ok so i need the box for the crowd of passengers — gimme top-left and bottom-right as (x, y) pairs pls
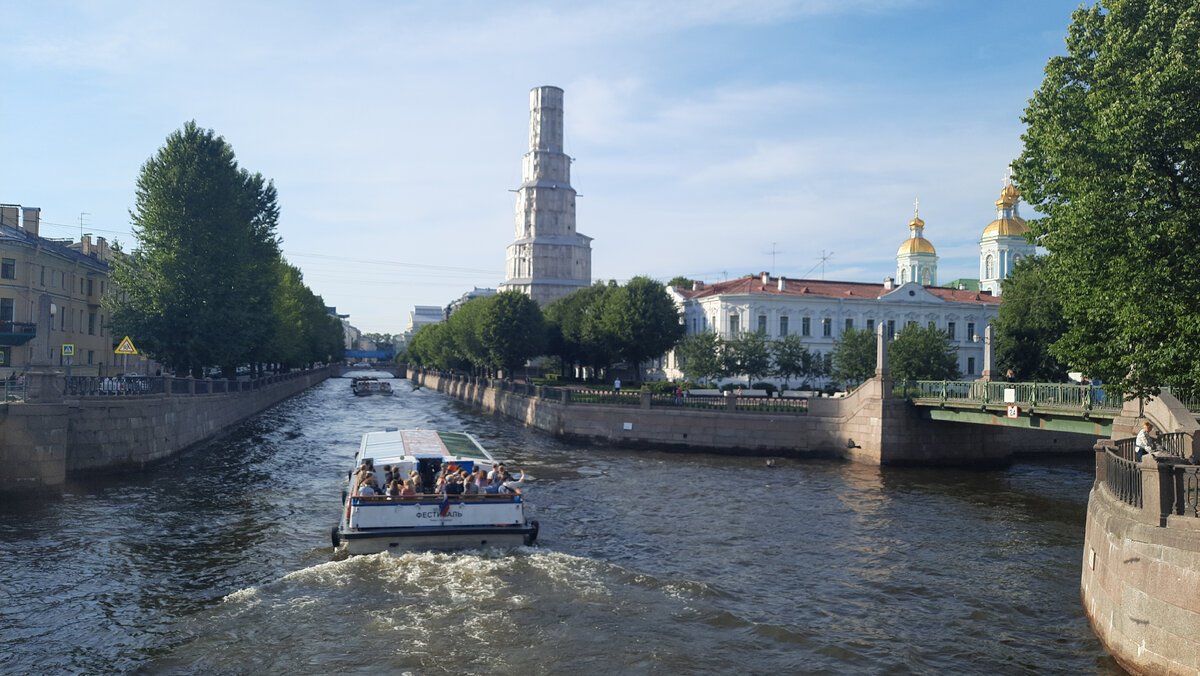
(352, 459), (525, 498)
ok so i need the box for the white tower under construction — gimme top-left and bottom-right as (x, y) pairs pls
(499, 86), (592, 306)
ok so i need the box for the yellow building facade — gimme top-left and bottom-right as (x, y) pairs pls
(0, 205), (115, 376)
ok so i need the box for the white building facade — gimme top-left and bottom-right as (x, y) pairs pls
(979, 177), (1034, 296)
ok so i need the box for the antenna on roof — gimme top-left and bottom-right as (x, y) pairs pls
(764, 242), (782, 273)
(803, 250), (834, 280)
(79, 212), (90, 240)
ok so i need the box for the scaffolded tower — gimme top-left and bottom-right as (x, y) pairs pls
(499, 86), (592, 306)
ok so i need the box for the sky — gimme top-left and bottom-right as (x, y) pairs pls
(0, 0), (1088, 335)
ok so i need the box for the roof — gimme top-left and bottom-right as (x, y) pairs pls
(675, 275), (999, 305)
(982, 216), (1029, 239)
(0, 224), (111, 272)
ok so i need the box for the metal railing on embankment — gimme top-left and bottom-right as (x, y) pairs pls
(63, 370), (314, 397)
(899, 380), (1124, 415)
(1, 379), (26, 403)
(1103, 437), (1200, 519)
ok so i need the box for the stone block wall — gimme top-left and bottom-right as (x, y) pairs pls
(0, 369), (328, 491)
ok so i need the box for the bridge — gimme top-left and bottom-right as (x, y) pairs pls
(335, 363), (406, 378)
(901, 380), (1124, 436)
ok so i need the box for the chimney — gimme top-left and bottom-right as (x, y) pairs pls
(97, 237), (109, 263)
(692, 280), (703, 290)
(778, 277), (786, 291)
(760, 271), (769, 284)
(883, 277), (894, 290)
(22, 207), (39, 237)
(958, 283), (966, 290)
(0, 206), (17, 229)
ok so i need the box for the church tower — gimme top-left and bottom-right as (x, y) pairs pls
(895, 200), (938, 286)
(979, 172), (1034, 296)
(499, 86), (592, 306)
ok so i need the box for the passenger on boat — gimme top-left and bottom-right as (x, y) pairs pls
(487, 463), (501, 482)
(400, 479), (417, 497)
(443, 475), (465, 495)
(499, 470), (526, 495)
(387, 480), (402, 498)
(358, 479), (378, 496)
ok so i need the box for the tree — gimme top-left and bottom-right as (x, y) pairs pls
(107, 121), (281, 378)
(1015, 0), (1200, 399)
(888, 323), (960, 382)
(598, 276), (685, 370)
(674, 331), (722, 384)
(770, 333), (809, 388)
(831, 327), (876, 386)
(991, 256), (1070, 382)
(477, 291), (545, 376)
(666, 276), (696, 289)
(544, 283), (615, 376)
(724, 329), (772, 384)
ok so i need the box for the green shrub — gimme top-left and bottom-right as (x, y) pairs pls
(751, 382), (778, 395)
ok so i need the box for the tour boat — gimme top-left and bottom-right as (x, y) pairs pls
(351, 376), (393, 396)
(331, 428), (539, 555)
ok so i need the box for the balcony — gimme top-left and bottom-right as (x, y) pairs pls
(0, 320), (36, 345)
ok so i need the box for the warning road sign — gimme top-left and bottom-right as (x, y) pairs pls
(1006, 404), (1019, 419)
(115, 336), (138, 355)
(62, 344), (75, 357)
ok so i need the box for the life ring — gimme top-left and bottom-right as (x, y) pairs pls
(330, 525), (341, 548)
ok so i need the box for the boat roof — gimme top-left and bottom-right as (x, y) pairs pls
(357, 429), (496, 467)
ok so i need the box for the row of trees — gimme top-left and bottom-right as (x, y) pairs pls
(674, 324), (960, 389)
(404, 278), (685, 378)
(107, 122), (345, 378)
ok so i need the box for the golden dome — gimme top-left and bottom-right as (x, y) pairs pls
(909, 215), (925, 228)
(897, 237), (936, 255)
(982, 216), (1029, 238)
(1001, 182), (1020, 201)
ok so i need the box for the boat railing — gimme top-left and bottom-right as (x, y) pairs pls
(351, 493), (520, 504)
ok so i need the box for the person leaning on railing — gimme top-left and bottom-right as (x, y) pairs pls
(1135, 421), (1159, 462)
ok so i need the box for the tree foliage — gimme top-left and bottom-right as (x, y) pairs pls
(107, 122), (338, 375)
(831, 327), (876, 386)
(674, 331), (722, 384)
(598, 276), (685, 368)
(1015, 0), (1200, 398)
(543, 283), (615, 374)
(723, 329), (772, 384)
(888, 324), (960, 382)
(477, 291), (546, 375)
(770, 333), (810, 388)
(991, 256), (1070, 382)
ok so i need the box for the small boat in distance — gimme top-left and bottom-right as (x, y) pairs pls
(351, 376), (393, 396)
(332, 429), (539, 555)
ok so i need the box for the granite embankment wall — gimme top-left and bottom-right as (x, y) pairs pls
(0, 368), (329, 491)
(1081, 395), (1200, 675)
(411, 370), (1098, 464)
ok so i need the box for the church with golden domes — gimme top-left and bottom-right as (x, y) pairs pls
(663, 175), (1032, 385)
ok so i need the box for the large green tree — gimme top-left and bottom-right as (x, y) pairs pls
(597, 276), (685, 369)
(831, 327), (876, 386)
(724, 329), (772, 384)
(1015, 0), (1200, 398)
(888, 324), (960, 382)
(478, 291), (546, 376)
(108, 122), (281, 378)
(992, 256), (1070, 382)
(543, 283), (615, 375)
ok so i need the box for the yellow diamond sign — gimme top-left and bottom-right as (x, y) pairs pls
(115, 336), (138, 355)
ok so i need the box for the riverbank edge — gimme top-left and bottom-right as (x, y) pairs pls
(0, 367), (330, 491)
(410, 370), (1098, 464)
(1082, 474), (1200, 675)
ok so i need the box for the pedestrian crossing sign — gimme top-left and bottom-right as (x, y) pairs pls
(62, 344), (75, 357)
(115, 336), (138, 355)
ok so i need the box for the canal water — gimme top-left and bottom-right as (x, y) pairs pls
(0, 375), (1125, 675)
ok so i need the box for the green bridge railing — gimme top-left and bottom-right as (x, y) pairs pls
(898, 380), (1125, 415)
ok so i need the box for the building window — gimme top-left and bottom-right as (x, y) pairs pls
(967, 322), (976, 341)
(802, 317), (811, 337)
(40, 266), (45, 286)
(0, 298), (12, 322)
(729, 314), (740, 335)
(887, 320), (896, 338)
(758, 315), (767, 333)
(866, 318), (875, 333)
(87, 279), (94, 296)
(968, 357), (976, 375)
(779, 316), (789, 337)
(845, 318), (854, 332)
(0, 259), (14, 280)
(822, 317), (832, 337)
(88, 350), (95, 365)
(984, 254), (994, 279)
(947, 322), (956, 340)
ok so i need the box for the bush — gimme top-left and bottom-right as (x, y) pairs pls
(642, 381), (683, 394)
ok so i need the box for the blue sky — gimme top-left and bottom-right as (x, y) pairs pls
(0, 1), (1085, 334)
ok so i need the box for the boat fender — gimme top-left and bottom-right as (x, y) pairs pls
(524, 520), (540, 546)
(330, 525), (341, 548)
(341, 489), (347, 505)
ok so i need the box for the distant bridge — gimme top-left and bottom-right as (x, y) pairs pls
(335, 363), (406, 378)
(902, 380), (1124, 436)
